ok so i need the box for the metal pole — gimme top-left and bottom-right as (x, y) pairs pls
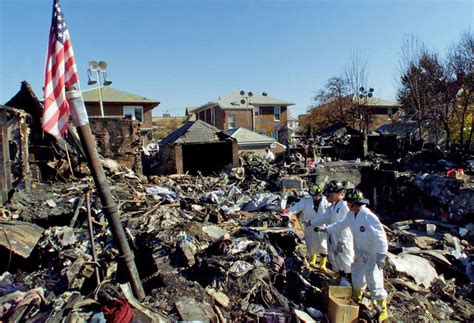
(85, 189), (101, 286)
(67, 89), (145, 300)
(97, 70), (105, 118)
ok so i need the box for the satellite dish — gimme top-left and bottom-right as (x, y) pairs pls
(368, 93), (373, 98)
(88, 60), (98, 69)
(369, 88), (374, 93)
(98, 61), (108, 70)
(359, 87), (365, 92)
(240, 99), (246, 104)
(240, 90), (245, 96)
(248, 92), (253, 97)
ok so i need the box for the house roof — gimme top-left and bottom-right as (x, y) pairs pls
(318, 96), (400, 110)
(377, 121), (447, 145)
(160, 120), (230, 145)
(191, 91), (295, 114)
(223, 127), (276, 145)
(364, 97), (401, 107)
(318, 122), (361, 136)
(82, 87), (159, 105)
(377, 121), (420, 136)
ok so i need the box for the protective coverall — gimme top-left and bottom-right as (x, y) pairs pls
(327, 205), (388, 300)
(289, 195), (330, 257)
(317, 200), (354, 274)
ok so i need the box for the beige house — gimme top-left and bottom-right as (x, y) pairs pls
(82, 87), (160, 142)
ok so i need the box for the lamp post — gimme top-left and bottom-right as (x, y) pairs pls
(87, 60), (112, 118)
(356, 86), (374, 135)
(356, 86), (374, 157)
(238, 90), (255, 131)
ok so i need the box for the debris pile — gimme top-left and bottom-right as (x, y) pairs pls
(0, 152), (473, 321)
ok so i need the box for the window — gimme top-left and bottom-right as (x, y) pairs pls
(228, 115), (236, 129)
(274, 106), (281, 121)
(211, 108), (215, 125)
(271, 130), (278, 140)
(123, 106), (144, 122)
(134, 107), (143, 122)
(254, 108), (259, 117)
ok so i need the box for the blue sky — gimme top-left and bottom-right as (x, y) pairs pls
(0, 0), (472, 117)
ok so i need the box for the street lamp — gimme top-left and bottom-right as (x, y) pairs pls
(87, 60), (112, 118)
(354, 86), (374, 158)
(356, 86), (374, 134)
(239, 90), (255, 131)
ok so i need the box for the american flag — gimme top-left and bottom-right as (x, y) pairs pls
(43, 0), (79, 136)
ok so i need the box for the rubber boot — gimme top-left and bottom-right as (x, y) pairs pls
(377, 299), (389, 322)
(352, 289), (363, 302)
(319, 255), (328, 272)
(309, 254), (318, 267)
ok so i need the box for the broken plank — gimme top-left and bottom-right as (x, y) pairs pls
(0, 221), (44, 258)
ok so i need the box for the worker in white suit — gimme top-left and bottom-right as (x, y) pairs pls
(318, 180), (354, 279)
(317, 189), (389, 321)
(264, 148), (275, 162)
(288, 184), (330, 269)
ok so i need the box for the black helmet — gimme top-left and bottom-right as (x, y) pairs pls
(308, 184), (323, 196)
(345, 188), (369, 205)
(324, 180), (345, 194)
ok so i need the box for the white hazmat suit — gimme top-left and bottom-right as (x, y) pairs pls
(327, 205), (388, 300)
(317, 200), (354, 274)
(289, 195), (330, 256)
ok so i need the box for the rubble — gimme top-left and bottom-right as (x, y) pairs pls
(0, 149), (473, 322)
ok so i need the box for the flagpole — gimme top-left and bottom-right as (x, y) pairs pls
(67, 88), (146, 301)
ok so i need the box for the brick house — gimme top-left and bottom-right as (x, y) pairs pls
(158, 120), (239, 175)
(82, 87), (159, 143)
(186, 91), (294, 143)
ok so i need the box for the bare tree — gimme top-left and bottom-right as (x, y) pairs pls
(344, 53), (371, 133)
(397, 35), (430, 140)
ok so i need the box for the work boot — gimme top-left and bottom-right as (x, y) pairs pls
(309, 254), (318, 267)
(377, 299), (389, 322)
(352, 289), (363, 302)
(319, 255), (328, 272)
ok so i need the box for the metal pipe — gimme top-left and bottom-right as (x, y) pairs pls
(97, 70), (105, 118)
(67, 89), (145, 300)
(85, 189), (101, 287)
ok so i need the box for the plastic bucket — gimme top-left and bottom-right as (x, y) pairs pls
(426, 224), (436, 236)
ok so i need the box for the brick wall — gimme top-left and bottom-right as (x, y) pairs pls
(89, 118), (142, 174)
(86, 103), (155, 128)
(222, 109), (253, 130)
(215, 107), (225, 129)
(86, 104), (123, 117)
(142, 106), (154, 128)
(158, 144), (183, 174)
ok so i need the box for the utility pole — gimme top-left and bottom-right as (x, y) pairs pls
(67, 88), (145, 301)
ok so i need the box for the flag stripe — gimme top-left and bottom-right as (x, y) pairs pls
(42, 0), (79, 136)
